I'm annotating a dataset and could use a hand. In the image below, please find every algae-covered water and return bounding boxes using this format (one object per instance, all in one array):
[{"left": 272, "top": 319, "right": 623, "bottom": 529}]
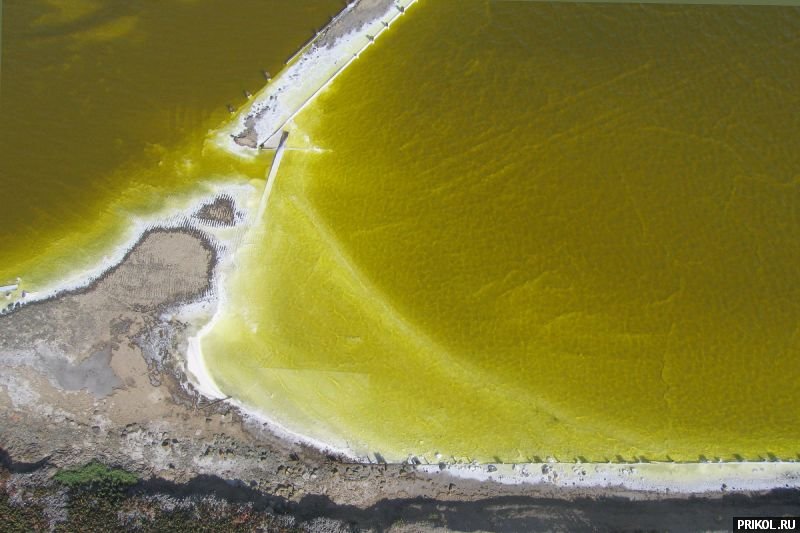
[
  {"left": 203, "top": 1, "right": 800, "bottom": 462},
  {"left": 0, "top": 0, "right": 342, "bottom": 288}
]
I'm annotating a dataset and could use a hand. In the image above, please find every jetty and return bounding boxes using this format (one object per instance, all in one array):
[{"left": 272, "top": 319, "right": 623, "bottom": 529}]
[{"left": 222, "top": 0, "right": 419, "bottom": 152}]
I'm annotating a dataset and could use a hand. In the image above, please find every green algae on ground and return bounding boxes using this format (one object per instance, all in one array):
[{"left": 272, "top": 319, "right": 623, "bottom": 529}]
[
  {"left": 203, "top": 1, "right": 800, "bottom": 462},
  {"left": 54, "top": 461, "right": 138, "bottom": 489}
]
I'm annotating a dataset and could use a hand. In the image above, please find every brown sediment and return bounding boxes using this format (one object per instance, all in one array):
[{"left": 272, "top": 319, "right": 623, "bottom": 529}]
[
  {"left": 193, "top": 195, "right": 238, "bottom": 227},
  {"left": 1, "top": 226, "right": 217, "bottom": 317},
  {"left": 0, "top": 229, "right": 215, "bottom": 370},
  {"left": 232, "top": 120, "right": 259, "bottom": 149}
]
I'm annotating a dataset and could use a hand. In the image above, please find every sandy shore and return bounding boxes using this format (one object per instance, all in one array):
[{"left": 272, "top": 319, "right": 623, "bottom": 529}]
[{"left": 1, "top": 182, "right": 257, "bottom": 312}]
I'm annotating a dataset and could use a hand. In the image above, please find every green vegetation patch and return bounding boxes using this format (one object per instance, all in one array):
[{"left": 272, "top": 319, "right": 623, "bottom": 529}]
[{"left": 54, "top": 461, "right": 139, "bottom": 489}]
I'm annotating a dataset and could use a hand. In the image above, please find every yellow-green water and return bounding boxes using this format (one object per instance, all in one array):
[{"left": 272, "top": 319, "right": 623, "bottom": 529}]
[
  {"left": 0, "top": 0, "right": 342, "bottom": 287},
  {"left": 204, "top": 1, "right": 800, "bottom": 462}
]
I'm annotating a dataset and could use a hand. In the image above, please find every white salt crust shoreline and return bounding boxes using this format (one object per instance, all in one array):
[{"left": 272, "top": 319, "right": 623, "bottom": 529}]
[
  {"left": 5, "top": 182, "right": 257, "bottom": 309},
  {"left": 419, "top": 462, "right": 800, "bottom": 494}
]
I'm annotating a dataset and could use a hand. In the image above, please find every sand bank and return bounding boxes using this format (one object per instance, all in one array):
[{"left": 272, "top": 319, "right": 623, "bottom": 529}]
[{"left": 2, "top": 182, "right": 257, "bottom": 313}]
